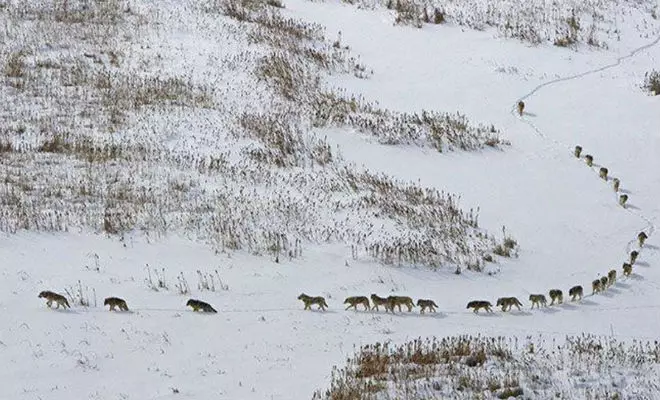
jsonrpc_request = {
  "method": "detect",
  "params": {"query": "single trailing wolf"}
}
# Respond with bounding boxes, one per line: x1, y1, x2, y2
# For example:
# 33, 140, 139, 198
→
592, 279, 603, 294
638, 231, 648, 247
569, 285, 583, 301
104, 297, 129, 311
607, 269, 617, 287
416, 299, 438, 314
38, 290, 70, 309
549, 289, 563, 305
343, 296, 370, 311
496, 297, 523, 312
622, 263, 633, 277
297, 293, 328, 311
529, 294, 547, 309
186, 299, 217, 313
467, 300, 493, 313
370, 294, 389, 312
385, 295, 415, 313
517, 100, 525, 116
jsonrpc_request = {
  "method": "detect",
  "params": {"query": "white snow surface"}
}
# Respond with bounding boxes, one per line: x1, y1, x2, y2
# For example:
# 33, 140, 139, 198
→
2, 0, 660, 399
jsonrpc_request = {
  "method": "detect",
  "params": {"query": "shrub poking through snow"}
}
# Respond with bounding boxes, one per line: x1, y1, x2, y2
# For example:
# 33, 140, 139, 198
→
643, 70, 660, 95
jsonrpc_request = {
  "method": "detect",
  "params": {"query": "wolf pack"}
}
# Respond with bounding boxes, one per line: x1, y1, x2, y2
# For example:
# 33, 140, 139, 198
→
292, 229, 646, 315
38, 229, 645, 316
37, 290, 219, 314
36, 143, 652, 318
291, 142, 652, 316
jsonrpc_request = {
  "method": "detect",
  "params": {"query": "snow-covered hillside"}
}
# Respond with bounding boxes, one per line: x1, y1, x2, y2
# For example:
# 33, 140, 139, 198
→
1, 0, 660, 398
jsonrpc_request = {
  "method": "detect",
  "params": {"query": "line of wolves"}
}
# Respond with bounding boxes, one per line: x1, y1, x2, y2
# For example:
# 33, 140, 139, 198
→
37, 231, 649, 316
298, 230, 649, 314
37, 291, 219, 314
297, 293, 438, 313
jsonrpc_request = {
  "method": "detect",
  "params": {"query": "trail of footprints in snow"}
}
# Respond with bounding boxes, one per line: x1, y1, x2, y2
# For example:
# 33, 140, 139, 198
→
502, 33, 660, 317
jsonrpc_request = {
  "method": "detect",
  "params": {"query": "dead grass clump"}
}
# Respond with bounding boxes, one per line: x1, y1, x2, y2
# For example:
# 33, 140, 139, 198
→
388, 0, 423, 28
643, 70, 660, 95
0, 140, 14, 153
7, 0, 126, 26
4, 50, 27, 78
249, 13, 342, 71
337, 0, 650, 48
554, 11, 581, 47
312, 91, 507, 152
315, 335, 660, 399
53, 0, 125, 25
35, 131, 126, 163
211, 0, 264, 20
341, 169, 496, 269
38, 132, 72, 154
255, 52, 319, 101
105, 75, 215, 110
238, 111, 305, 167
315, 335, 514, 399
266, 0, 285, 8
493, 227, 518, 258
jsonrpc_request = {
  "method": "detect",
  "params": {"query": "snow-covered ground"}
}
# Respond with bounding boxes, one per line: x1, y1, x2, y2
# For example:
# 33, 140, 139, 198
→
1, 0, 660, 398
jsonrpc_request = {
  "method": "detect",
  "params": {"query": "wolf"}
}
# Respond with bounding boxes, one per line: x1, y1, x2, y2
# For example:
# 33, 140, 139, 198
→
622, 263, 633, 277
613, 178, 620, 192
529, 294, 547, 309
385, 296, 415, 313
343, 296, 370, 311
630, 250, 639, 265
592, 279, 603, 294
569, 285, 583, 301
370, 294, 389, 312
607, 269, 617, 287
619, 194, 628, 207
297, 293, 328, 311
496, 297, 523, 312
638, 231, 648, 247
549, 289, 563, 305
517, 100, 525, 116
186, 299, 217, 313
38, 290, 70, 309
585, 154, 594, 167
574, 145, 582, 158
599, 167, 608, 180
104, 297, 129, 311
600, 276, 608, 289
416, 299, 438, 314
467, 300, 493, 313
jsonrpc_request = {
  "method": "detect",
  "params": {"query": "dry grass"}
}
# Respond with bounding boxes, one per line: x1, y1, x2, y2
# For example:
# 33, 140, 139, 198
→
643, 70, 660, 95
323, 0, 655, 48
314, 334, 660, 399
0, 0, 509, 271
312, 91, 507, 152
